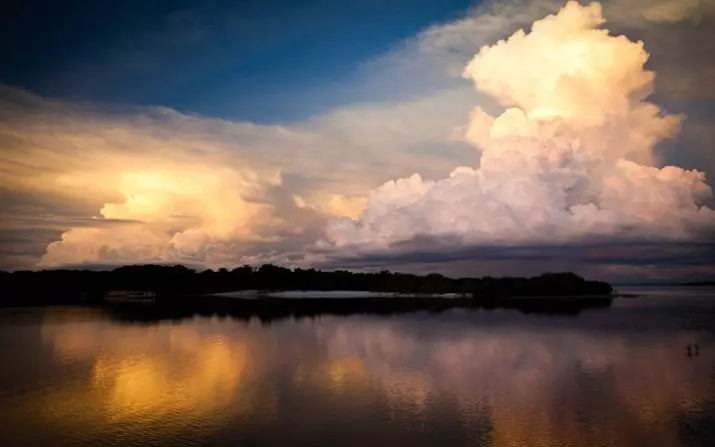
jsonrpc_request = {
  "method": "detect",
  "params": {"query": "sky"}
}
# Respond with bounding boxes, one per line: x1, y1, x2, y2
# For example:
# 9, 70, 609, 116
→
1, 0, 714, 282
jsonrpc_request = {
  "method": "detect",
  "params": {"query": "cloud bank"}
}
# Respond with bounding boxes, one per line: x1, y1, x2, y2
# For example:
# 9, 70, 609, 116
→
324, 2, 715, 254
0, 86, 470, 270
1, 0, 715, 280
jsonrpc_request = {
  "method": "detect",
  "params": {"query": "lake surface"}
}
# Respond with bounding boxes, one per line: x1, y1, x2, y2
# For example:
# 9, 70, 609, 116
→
1, 287, 714, 446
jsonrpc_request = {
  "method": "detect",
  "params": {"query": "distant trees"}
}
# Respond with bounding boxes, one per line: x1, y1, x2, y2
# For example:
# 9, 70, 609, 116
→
0, 264, 612, 306
471, 272, 612, 299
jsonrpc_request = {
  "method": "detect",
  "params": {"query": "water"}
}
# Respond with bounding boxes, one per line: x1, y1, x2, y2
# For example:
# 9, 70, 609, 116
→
1, 288, 714, 446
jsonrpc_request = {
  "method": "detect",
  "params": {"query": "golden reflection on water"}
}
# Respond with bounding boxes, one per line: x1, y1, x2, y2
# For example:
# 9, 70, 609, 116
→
90, 336, 245, 421
38, 313, 250, 434
1, 306, 710, 446
326, 355, 368, 390
294, 355, 370, 397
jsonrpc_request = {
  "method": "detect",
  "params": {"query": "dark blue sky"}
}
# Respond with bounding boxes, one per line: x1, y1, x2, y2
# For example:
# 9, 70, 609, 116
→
1, 0, 474, 122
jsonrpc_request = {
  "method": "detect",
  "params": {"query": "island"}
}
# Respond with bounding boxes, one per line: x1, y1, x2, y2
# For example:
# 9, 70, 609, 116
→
0, 264, 616, 319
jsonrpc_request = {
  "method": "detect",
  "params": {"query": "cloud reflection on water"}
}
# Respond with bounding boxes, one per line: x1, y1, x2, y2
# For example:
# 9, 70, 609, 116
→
15, 304, 713, 446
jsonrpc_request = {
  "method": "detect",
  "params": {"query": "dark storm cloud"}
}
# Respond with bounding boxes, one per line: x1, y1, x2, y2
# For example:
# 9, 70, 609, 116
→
314, 236, 715, 278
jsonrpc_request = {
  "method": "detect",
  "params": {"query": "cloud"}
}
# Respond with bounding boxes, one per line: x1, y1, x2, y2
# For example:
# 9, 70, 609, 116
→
640, 0, 715, 23
1, 0, 715, 278
0, 83, 474, 269
334, 0, 715, 182
323, 2, 715, 259
308, 233, 715, 282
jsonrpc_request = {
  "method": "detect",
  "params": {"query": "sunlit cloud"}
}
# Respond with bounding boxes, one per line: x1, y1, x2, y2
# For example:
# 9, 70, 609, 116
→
0, 86, 468, 269
1, 0, 714, 278
323, 2, 714, 255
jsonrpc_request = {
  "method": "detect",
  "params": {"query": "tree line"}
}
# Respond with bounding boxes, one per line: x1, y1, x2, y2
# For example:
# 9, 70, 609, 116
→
0, 264, 612, 306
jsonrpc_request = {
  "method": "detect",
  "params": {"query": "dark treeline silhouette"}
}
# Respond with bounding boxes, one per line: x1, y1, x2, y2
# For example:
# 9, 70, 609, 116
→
0, 264, 612, 307
679, 281, 715, 286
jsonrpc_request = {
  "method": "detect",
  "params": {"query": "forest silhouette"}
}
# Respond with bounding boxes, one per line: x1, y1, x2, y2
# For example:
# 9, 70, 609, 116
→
1, 264, 613, 310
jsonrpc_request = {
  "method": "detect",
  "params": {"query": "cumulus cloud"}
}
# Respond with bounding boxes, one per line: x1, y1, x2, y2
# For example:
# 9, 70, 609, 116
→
0, 83, 470, 269
40, 168, 287, 267
324, 2, 715, 254
1, 0, 715, 277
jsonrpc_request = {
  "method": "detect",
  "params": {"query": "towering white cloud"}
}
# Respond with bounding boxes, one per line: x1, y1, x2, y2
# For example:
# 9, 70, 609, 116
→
324, 1, 715, 251
2, 0, 715, 274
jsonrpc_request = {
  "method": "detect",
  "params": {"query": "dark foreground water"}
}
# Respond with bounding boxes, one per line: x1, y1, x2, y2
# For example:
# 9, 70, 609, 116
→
1, 288, 715, 447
